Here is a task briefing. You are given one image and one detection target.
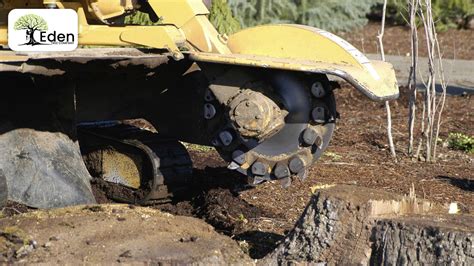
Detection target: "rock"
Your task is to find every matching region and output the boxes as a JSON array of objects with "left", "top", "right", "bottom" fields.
[
  {"left": 0, "top": 129, "right": 96, "bottom": 208},
  {"left": 16, "top": 244, "right": 34, "bottom": 258},
  {"left": 264, "top": 185, "right": 472, "bottom": 265},
  {"left": 119, "top": 250, "right": 132, "bottom": 258},
  {"left": 466, "top": 15, "right": 474, "bottom": 30}
]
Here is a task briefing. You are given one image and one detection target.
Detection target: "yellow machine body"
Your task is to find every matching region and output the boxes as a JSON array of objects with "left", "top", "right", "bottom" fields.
[{"left": 0, "top": 0, "right": 398, "bottom": 101}]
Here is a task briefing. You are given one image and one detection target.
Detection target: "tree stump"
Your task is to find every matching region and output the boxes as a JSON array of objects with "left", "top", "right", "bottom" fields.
[
  {"left": 371, "top": 215, "right": 473, "bottom": 265},
  {"left": 264, "top": 185, "right": 473, "bottom": 265}
]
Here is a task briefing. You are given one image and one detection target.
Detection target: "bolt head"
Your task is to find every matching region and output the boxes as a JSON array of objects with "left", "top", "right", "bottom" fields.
[
  {"left": 312, "top": 107, "right": 326, "bottom": 124},
  {"left": 204, "top": 103, "right": 216, "bottom": 120},
  {"left": 204, "top": 90, "right": 215, "bottom": 102},
  {"left": 311, "top": 82, "right": 326, "bottom": 98},
  {"left": 219, "top": 131, "right": 233, "bottom": 146}
]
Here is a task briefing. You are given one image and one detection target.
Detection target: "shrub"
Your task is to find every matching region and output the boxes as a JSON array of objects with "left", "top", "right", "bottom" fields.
[
  {"left": 383, "top": 0, "right": 474, "bottom": 30},
  {"left": 124, "top": 11, "right": 160, "bottom": 25},
  {"left": 297, "top": 0, "right": 378, "bottom": 32},
  {"left": 448, "top": 133, "right": 474, "bottom": 154},
  {"left": 228, "top": 0, "right": 380, "bottom": 32},
  {"left": 209, "top": 0, "right": 242, "bottom": 35}
]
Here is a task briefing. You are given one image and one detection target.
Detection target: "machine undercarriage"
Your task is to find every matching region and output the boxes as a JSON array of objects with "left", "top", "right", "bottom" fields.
[{"left": 0, "top": 49, "right": 338, "bottom": 206}]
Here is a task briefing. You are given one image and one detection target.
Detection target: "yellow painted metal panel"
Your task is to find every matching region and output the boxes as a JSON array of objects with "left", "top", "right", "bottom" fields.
[
  {"left": 147, "top": 0, "right": 209, "bottom": 27},
  {"left": 228, "top": 25, "right": 363, "bottom": 68},
  {"left": 189, "top": 52, "right": 399, "bottom": 101}
]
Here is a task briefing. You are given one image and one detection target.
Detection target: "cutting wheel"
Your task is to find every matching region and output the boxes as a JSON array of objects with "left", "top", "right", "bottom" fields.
[{"left": 205, "top": 70, "right": 337, "bottom": 187}]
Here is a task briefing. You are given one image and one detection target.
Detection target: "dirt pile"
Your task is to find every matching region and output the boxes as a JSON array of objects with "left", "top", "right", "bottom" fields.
[{"left": 0, "top": 204, "right": 253, "bottom": 264}]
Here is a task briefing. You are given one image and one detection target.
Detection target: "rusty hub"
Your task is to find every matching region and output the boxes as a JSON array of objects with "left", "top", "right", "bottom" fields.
[{"left": 228, "top": 89, "right": 284, "bottom": 139}]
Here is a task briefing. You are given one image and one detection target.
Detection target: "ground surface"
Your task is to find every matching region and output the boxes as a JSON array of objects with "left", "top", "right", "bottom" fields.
[
  {"left": 340, "top": 22, "right": 474, "bottom": 60},
  {"left": 1, "top": 84, "right": 471, "bottom": 261},
  {"left": 0, "top": 24, "right": 472, "bottom": 262},
  {"left": 184, "top": 84, "right": 473, "bottom": 258},
  {"left": 0, "top": 205, "right": 252, "bottom": 264}
]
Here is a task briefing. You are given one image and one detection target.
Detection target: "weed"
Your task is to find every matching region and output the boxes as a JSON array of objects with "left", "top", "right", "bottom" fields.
[
  {"left": 448, "top": 133, "right": 474, "bottom": 153},
  {"left": 324, "top": 152, "right": 342, "bottom": 161}
]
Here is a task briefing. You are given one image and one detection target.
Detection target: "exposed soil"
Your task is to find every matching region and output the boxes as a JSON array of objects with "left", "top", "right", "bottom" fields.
[
  {"left": 0, "top": 205, "right": 252, "bottom": 264},
  {"left": 340, "top": 22, "right": 474, "bottom": 60},
  {"left": 183, "top": 84, "right": 473, "bottom": 258},
  {"left": 2, "top": 84, "right": 471, "bottom": 261},
  {"left": 4, "top": 82, "right": 468, "bottom": 260}
]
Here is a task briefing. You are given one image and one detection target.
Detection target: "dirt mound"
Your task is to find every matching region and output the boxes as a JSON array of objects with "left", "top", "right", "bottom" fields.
[{"left": 0, "top": 204, "right": 253, "bottom": 264}]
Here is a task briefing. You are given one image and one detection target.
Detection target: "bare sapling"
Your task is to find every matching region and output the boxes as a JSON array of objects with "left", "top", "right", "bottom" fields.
[
  {"left": 411, "top": 0, "right": 447, "bottom": 162},
  {"left": 377, "top": 0, "right": 397, "bottom": 160},
  {"left": 407, "top": 0, "right": 419, "bottom": 155}
]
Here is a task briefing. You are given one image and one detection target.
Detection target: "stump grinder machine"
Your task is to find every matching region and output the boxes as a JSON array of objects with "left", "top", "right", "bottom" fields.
[{"left": 0, "top": 0, "right": 398, "bottom": 208}]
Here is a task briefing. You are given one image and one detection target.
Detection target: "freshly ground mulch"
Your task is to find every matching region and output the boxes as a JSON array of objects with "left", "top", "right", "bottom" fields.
[{"left": 339, "top": 22, "right": 474, "bottom": 60}]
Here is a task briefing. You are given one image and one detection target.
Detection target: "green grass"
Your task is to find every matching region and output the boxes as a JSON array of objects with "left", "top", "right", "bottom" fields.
[{"left": 323, "top": 151, "right": 342, "bottom": 161}]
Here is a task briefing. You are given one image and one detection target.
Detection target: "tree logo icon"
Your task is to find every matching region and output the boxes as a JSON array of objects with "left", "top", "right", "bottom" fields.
[
  {"left": 8, "top": 9, "right": 78, "bottom": 52},
  {"left": 14, "top": 14, "right": 48, "bottom": 46}
]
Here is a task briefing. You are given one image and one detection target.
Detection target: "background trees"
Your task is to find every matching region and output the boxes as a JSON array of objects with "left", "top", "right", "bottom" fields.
[{"left": 223, "top": 0, "right": 473, "bottom": 32}]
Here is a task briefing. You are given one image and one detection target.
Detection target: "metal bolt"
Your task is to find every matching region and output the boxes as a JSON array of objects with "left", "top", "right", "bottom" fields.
[
  {"left": 274, "top": 163, "right": 290, "bottom": 179},
  {"left": 219, "top": 131, "right": 233, "bottom": 146},
  {"left": 289, "top": 157, "right": 305, "bottom": 173},
  {"left": 204, "top": 90, "right": 215, "bottom": 102},
  {"left": 312, "top": 107, "right": 326, "bottom": 124},
  {"left": 204, "top": 103, "right": 216, "bottom": 120},
  {"left": 302, "top": 128, "right": 318, "bottom": 146},
  {"left": 211, "top": 139, "right": 220, "bottom": 146},
  {"left": 252, "top": 162, "right": 268, "bottom": 176},
  {"left": 311, "top": 82, "right": 326, "bottom": 98}
]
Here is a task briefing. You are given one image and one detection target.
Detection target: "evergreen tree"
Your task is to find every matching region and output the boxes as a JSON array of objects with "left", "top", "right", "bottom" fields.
[
  {"left": 209, "top": 0, "right": 242, "bottom": 35},
  {"left": 299, "top": 0, "right": 377, "bottom": 32},
  {"left": 228, "top": 0, "right": 380, "bottom": 32}
]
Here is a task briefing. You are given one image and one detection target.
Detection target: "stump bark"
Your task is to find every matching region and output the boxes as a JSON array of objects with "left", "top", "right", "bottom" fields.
[
  {"left": 371, "top": 216, "right": 473, "bottom": 265},
  {"left": 265, "top": 185, "right": 473, "bottom": 265}
]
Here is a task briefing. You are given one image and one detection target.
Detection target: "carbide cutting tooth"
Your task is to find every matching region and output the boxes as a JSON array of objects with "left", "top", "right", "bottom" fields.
[
  {"left": 252, "top": 176, "right": 266, "bottom": 185},
  {"left": 297, "top": 169, "right": 308, "bottom": 180},
  {"left": 227, "top": 161, "right": 240, "bottom": 170},
  {"left": 280, "top": 177, "right": 292, "bottom": 188},
  {"left": 232, "top": 150, "right": 245, "bottom": 165}
]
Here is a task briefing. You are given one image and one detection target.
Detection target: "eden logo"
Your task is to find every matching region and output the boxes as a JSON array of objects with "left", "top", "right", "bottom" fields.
[{"left": 8, "top": 9, "right": 78, "bottom": 51}]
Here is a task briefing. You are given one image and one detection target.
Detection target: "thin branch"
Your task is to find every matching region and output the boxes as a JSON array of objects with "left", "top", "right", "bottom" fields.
[{"left": 377, "top": 0, "right": 397, "bottom": 160}]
